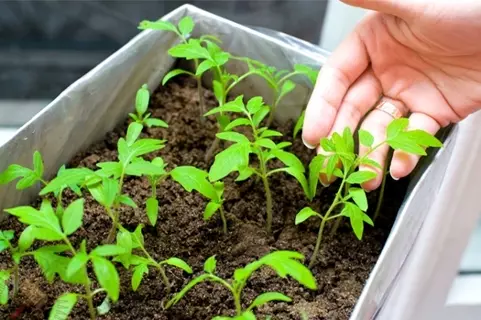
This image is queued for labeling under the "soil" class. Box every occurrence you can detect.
[0,75,409,320]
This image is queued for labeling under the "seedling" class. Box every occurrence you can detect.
[0,150,46,189]
[0,230,19,304]
[296,119,443,267]
[4,199,122,320]
[113,225,192,293]
[128,84,169,143]
[206,95,310,234]
[165,251,317,318]
[170,166,227,233]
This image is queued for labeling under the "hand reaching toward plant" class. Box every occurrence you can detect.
[302,0,481,191]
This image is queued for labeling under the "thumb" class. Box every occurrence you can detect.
[340,0,419,19]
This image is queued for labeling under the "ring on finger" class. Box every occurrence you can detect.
[374,97,408,119]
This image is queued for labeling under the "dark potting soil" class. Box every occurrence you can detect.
[0,76,409,320]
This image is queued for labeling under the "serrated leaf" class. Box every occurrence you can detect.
[406,130,443,147]
[196,60,215,76]
[178,16,194,36]
[171,166,218,200]
[293,110,305,138]
[346,170,377,184]
[40,168,93,195]
[6,203,62,235]
[358,129,374,147]
[342,127,355,153]
[125,160,166,177]
[169,40,210,60]
[320,138,335,152]
[224,118,251,131]
[66,253,88,279]
[96,162,122,179]
[132,264,149,291]
[295,207,318,225]
[387,118,409,140]
[213,51,230,66]
[118,138,165,166]
[146,197,159,226]
[308,155,324,200]
[252,106,270,127]
[162,69,191,86]
[341,203,365,240]
[270,149,305,173]
[126,122,144,146]
[387,134,427,155]
[164,257,193,273]
[348,188,368,211]
[248,292,292,311]
[204,201,221,220]
[216,132,250,144]
[246,96,264,114]
[62,199,84,235]
[138,19,177,33]
[204,255,216,273]
[92,257,120,302]
[48,293,77,320]
[0,164,32,185]
[255,138,277,149]
[91,245,127,257]
[209,143,251,182]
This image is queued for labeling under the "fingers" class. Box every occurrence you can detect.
[358,98,408,191]
[390,112,440,180]
[340,0,419,20]
[317,68,382,186]
[302,22,370,149]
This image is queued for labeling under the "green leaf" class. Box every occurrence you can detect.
[248,292,291,311]
[216,132,250,144]
[387,118,409,140]
[132,264,149,291]
[270,149,305,173]
[131,225,144,248]
[0,273,9,305]
[118,194,138,208]
[196,60,215,76]
[40,168,93,195]
[342,127,355,153]
[358,129,374,147]
[213,51,230,66]
[204,255,216,273]
[406,130,443,147]
[126,122,144,146]
[320,138,335,152]
[6,203,62,234]
[0,164,32,186]
[18,225,36,252]
[346,170,377,184]
[282,167,310,199]
[341,203,365,240]
[246,96,264,114]
[348,188,368,211]
[33,227,64,241]
[0,230,13,241]
[235,167,255,182]
[209,143,251,182]
[165,274,210,309]
[144,118,169,128]
[92,257,120,302]
[62,199,84,235]
[91,245,127,257]
[279,80,296,100]
[33,151,44,177]
[255,138,277,149]
[138,19,177,33]
[387,134,427,155]
[117,138,165,166]
[326,155,339,180]
[16,172,40,190]
[308,154,324,200]
[162,69,192,85]
[212,80,225,105]
[146,197,159,226]
[294,64,319,84]
[66,253,89,279]
[135,84,149,116]
[224,118,250,131]
[252,106,270,127]
[178,16,194,36]
[168,40,210,60]
[205,96,245,116]
[204,201,221,220]
[260,129,283,138]
[164,257,193,273]
[293,110,305,138]
[295,207,319,225]
[171,166,218,200]
[359,158,382,169]
[125,160,166,177]
[48,293,77,320]
[96,162,122,179]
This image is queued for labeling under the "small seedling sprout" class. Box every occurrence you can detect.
[165,251,317,318]
[297,119,443,267]
[206,95,310,234]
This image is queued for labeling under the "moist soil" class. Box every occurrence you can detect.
[0,75,409,320]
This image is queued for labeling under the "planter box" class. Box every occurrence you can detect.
[1,4,481,320]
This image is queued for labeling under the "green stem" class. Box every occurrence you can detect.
[219,205,227,234]
[266,91,279,127]
[205,136,220,163]
[374,164,389,221]
[330,183,350,236]
[261,174,273,235]
[106,207,118,244]
[138,241,171,292]
[84,278,96,320]
[234,291,242,316]
[309,217,327,269]
[13,264,19,297]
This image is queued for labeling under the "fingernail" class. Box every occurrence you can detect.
[390,173,400,181]
[302,136,316,150]
[320,181,330,188]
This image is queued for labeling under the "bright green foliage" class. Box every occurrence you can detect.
[298,118,443,267]
[206,95,309,233]
[128,84,168,138]
[166,251,316,318]
[113,226,192,292]
[0,151,45,190]
[170,166,227,233]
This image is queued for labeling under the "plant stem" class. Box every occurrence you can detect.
[374,165,389,221]
[138,242,171,292]
[261,174,273,235]
[266,92,279,127]
[106,207,118,244]
[330,183,349,236]
[84,279,96,320]
[13,264,19,297]
[309,218,327,269]
[234,292,242,316]
[219,205,227,234]
[205,136,220,163]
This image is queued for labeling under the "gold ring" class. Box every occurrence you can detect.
[374,99,404,119]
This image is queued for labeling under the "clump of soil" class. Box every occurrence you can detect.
[0,76,408,319]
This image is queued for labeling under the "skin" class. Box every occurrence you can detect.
[302,0,481,191]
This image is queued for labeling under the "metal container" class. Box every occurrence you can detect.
[1,4,480,320]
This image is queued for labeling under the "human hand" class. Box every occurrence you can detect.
[302,0,481,191]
